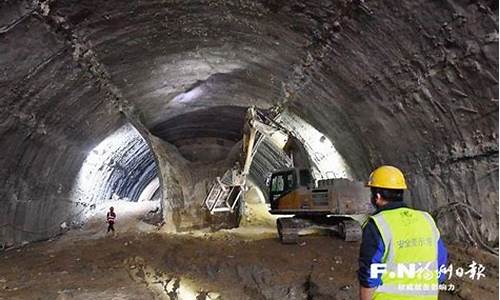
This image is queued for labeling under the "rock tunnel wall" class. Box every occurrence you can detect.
[0,0,498,249]
[282,0,499,247]
[249,139,293,201]
[0,10,124,244]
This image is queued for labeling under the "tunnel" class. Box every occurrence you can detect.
[0,0,498,299]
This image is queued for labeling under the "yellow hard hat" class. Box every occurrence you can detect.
[367,165,407,190]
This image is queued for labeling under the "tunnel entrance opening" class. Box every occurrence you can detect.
[249,109,355,204]
[70,123,162,233]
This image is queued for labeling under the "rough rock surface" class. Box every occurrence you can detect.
[0,228,498,299]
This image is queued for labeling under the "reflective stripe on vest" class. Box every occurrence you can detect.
[370,207,440,300]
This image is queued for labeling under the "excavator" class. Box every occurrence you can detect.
[202,106,372,243]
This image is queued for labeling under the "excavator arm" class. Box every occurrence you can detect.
[203,106,291,214]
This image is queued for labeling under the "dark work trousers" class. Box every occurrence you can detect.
[107,222,115,232]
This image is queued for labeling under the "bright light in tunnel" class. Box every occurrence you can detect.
[172,86,203,103]
[73,125,137,204]
[277,111,353,180]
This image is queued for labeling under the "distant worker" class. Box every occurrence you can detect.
[358,165,447,300]
[106,206,116,234]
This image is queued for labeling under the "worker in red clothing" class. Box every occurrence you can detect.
[106,206,116,234]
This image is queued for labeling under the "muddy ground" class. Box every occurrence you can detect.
[0,202,497,300]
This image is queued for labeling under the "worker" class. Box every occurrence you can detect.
[106,206,116,234]
[358,165,448,300]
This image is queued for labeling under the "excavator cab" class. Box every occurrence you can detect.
[269,168,313,209]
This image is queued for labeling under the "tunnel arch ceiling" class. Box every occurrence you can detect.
[1,0,498,248]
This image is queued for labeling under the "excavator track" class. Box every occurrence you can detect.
[277,217,362,244]
[338,219,362,242]
[277,217,303,244]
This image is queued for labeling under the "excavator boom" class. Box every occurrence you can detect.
[202,106,290,214]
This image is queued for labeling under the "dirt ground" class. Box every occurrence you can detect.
[0,202,497,300]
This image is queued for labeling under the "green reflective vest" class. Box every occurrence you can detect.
[370,207,440,300]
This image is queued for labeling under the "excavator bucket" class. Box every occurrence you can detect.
[203,170,244,214]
